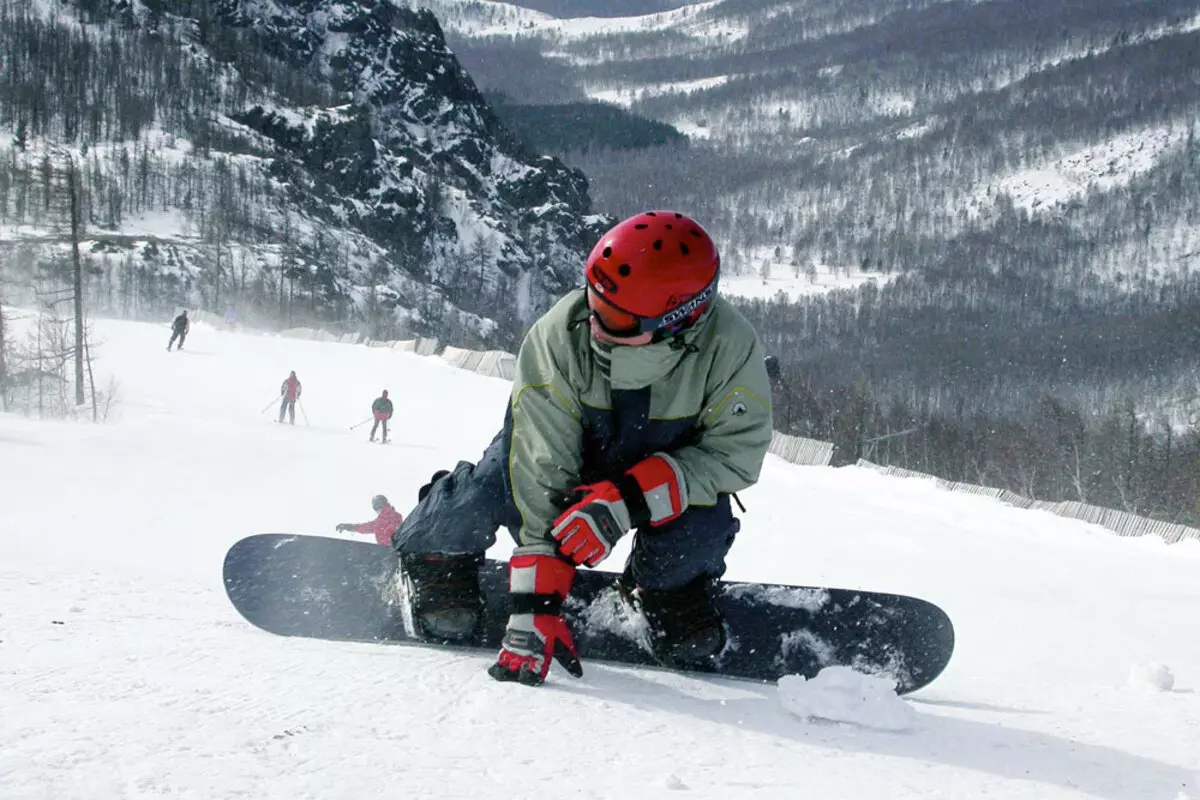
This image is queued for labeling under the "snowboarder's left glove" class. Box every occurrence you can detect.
[488,546,582,686]
[550,452,689,567]
[335,523,354,532]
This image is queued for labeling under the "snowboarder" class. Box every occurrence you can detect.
[390,210,773,686]
[369,390,393,443]
[167,310,190,351]
[336,495,405,546]
[278,370,302,425]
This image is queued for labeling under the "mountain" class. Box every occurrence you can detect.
[0,0,610,346]
[417,0,1200,277]
[399,0,1200,524]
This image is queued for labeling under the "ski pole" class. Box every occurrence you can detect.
[260,395,280,414]
[349,416,373,430]
[298,399,310,427]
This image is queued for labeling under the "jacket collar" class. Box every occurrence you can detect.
[587,305,710,390]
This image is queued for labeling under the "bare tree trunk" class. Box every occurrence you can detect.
[84,318,98,422]
[68,158,85,406]
[36,315,44,417]
[213,242,222,312]
[1069,444,1088,503]
[1125,402,1137,508]
[0,303,8,411]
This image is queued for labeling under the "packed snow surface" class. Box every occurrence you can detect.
[2,311,1199,799]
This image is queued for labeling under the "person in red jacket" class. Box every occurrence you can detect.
[336,494,405,546]
[279,370,302,425]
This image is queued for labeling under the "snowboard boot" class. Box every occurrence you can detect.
[633,574,727,666]
[417,469,452,502]
[400,551,484,642]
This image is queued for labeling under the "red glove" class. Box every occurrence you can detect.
[488,546,582,686]
[551,453,689,567]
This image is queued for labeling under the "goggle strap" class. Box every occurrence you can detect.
[587,275,718,336]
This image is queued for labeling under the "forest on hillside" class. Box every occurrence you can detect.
[0,0,597,349]
[726,136,1200,527]
[485,93,688,153]
[729,135,1200,526]
[0,0,357,322]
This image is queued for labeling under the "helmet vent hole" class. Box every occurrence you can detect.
[602,246,612,258]
[634,223,648,230]
[679,242,690,255]
[652,239,663,250]
[690,229,702,237]
[665,224,674,230]
[618,264,632,277]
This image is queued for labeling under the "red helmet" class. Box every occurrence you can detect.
[584,210,719,338]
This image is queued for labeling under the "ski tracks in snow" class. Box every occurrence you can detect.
[3,315,1200,799]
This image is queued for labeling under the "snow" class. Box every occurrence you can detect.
[1128,663,1177,693]
[412,0,745,45]
[672,118,714,139]
[585,75,731,108]
[720,262,891,302]
[970,120,1198,218]
[778,667,916,731]
[2,310,1200,798]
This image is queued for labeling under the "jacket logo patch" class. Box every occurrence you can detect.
[731,401,747,416]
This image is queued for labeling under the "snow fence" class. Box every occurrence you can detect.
[439,346,517,380]
[367,337,441,356]
[769,430,834,466]
[857,459,1200,545]
[278,327,362,345]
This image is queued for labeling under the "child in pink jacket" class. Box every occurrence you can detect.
[337,495,405,546]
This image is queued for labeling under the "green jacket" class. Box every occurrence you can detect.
[372,396,393,417]
[507,289,773,546]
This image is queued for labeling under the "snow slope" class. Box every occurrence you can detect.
[2,312,1199,799]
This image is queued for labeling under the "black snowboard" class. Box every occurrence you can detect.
[223,534,954,694]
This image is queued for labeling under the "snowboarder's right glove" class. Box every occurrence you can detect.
[335,523,353,532]
[488,545,582,686]
[550,452,689,567]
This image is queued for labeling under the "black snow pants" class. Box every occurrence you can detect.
[391,393,740,592]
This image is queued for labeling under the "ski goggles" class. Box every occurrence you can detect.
[585,277,718,338]
[586,286,642,336]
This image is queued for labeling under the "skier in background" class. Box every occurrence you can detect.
[167,310,190,351]
[369,389,393,443]
[278,370,302,425]
[389,210,773,687]
[336,495,405,546]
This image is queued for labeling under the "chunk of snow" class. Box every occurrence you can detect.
[778,666,915,731]
[1127,662,1175,692]
[663,773,688,791]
